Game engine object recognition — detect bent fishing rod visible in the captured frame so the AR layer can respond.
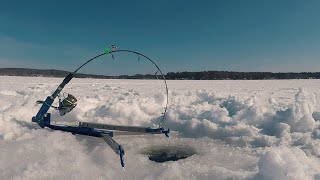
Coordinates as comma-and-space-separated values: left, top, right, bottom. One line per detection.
32, 45, 170, 169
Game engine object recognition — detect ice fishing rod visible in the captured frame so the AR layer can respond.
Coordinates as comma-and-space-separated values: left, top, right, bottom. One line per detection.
38, 45, 169, 127
32, 45, 170, 169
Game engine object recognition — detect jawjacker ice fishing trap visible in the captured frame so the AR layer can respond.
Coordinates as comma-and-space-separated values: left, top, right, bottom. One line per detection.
32, 45, 170, 169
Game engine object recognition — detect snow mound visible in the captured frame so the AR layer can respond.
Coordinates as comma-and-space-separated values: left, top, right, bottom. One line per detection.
255, 147, 319, 180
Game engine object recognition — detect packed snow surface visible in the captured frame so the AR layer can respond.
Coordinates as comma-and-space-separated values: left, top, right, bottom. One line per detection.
1, 76, 320, 180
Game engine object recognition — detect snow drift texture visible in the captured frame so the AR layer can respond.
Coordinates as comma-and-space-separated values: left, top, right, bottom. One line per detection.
1, 77, 320, 180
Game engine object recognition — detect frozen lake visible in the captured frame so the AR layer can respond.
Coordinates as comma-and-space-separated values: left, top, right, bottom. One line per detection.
1, 76, 320, 180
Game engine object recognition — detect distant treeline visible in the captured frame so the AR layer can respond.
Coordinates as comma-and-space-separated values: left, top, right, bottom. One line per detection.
0, 68, 116, 79
1, 68, 320, 80
165, 71, 320, 80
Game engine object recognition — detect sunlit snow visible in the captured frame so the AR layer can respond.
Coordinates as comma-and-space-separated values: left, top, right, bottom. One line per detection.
1, 76, 320, 180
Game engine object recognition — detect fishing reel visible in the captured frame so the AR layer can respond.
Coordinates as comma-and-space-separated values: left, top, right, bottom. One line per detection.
36, 93, 77, 116
58, 93, 77, 116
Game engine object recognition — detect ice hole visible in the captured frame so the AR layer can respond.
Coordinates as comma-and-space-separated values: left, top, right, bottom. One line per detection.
141, 145, 197, 163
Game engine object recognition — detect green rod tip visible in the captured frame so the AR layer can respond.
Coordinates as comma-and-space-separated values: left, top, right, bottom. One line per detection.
105, 48, 110, 54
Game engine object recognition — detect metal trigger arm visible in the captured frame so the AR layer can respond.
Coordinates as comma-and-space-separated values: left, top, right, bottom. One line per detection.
101, 134, 125, 169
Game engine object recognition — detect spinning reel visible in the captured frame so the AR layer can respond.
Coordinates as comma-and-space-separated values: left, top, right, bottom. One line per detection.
36, 93, 77, 116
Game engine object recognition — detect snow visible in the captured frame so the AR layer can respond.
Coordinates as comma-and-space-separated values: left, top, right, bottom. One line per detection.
1, 76, 320, 179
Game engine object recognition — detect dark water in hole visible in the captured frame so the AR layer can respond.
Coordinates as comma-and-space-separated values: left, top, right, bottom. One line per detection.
149, 152, 190, 162
141, 145, 197, 163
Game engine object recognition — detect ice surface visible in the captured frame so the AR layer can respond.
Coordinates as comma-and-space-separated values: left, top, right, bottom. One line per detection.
1, 76, 320, 179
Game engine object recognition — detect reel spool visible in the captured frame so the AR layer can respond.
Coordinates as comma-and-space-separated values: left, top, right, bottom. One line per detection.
58, 93, 77, 116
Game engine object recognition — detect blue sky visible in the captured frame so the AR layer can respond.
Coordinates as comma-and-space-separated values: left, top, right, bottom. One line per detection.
0, 0, 320, 75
